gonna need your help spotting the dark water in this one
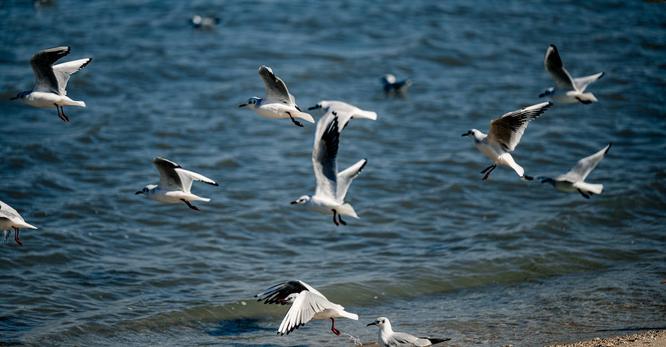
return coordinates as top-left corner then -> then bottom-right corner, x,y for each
1,1 -> 665,346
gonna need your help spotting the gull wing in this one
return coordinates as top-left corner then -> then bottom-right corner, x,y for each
573,72 -> 604,92
487,102 -> 552,152
336,159 -> 367,203
544,44 -> 576,90
0,200 -> 23,223
52,58 -> 92,95
31,46 -> 71,94
277,291 -> 342,335
174,168 -> 218,193
312,110 -> 340,199
258,65 -> 293,104
320,100 -> 378,121
255,280 -> 325,305
153,157 -> 183,190
557,143 -> 611,183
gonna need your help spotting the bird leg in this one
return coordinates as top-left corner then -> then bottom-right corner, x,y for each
482,165 -> 496,180
330,318 -> 341,336
480,164 -> 494,174
286,111 -> 303,127
337,214 -> 347,225
181,199 -> 200,211
577,189 -> 591,199
332,210 -> 339,226
13,227 -> 22,246
56,105 -> 70,122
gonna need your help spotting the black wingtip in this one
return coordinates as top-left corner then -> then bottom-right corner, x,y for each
605,142 -> 612,154
599,71 -> 605,79
81,58 -> 93,69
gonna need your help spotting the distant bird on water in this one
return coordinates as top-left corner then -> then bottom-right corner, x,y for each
381,74 -> 412,94
190,15 -> 220,29
256,280 -> 358,336
1,200 -> 38,246
239,65 -> 314,127
11,46 -> 92,122
136,157 -> 218,211
539,44 -> 604,104
462,101 -> 553,181
367,317 -> 451,347
538,143 -> 611,199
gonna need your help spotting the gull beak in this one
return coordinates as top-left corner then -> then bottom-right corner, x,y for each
366,322 -> 377,327
238,103 -> 247,108
461,132 -> 470,137
307,104 -> 321,111
135,191 -> 143,195
290,200 -> 297,205
9,96 -> 18,100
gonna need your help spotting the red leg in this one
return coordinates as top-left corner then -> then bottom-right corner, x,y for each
330,318 -> 340,336
13,227 -> 22,246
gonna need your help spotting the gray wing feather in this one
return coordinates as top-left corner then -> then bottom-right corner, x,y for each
488,102 -> 552,152
312,110 -> 340,199
557,143 -> 611,183
258,65 -> 292,104
153,157 -> 183,189
545,44 -> 575,90
31,46 -> 70,94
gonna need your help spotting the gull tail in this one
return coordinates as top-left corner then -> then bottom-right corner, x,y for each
293,111 -> 315,124
427,337 -> 452,345
339,311 -> 358,320
353,110 -> 378,121
16,221 -> 38,229
338,203 -> 359,219
574,182 -> 603,195
66,100 -> 86,107
575,92 -> 598,104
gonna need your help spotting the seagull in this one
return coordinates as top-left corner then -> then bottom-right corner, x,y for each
256,280 -> 358,336
381,74 -> 412,94
539,44 -> 604,104
539,143 -> 611,199
462,101 -> 553,181
135,157 -> 218,211
290,109 -> 368,226
308,100 -> 378,122
239,65 -> 314,127
367,317 -> 451,347
190,15 -> 220,29
1,200 -> 38,246
11,46 -> 92,122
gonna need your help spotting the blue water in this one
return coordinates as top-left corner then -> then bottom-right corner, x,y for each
1,1 -> 665,346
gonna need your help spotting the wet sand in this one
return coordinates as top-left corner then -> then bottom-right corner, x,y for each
548,330 -> 666,347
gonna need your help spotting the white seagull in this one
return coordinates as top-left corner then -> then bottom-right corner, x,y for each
290,109 -> 368,226
381,74 -> 412,94
367,317 -> 450,347
256,280 -> 358,336
462,101 -> 553,181
539,143 -> 611,199
239,65 -> 314,127
136,157 -> 218,211
308,100 -> 378,122
11,46 -> 92,122
1,200 -> 38,246
539,44 -> 604,104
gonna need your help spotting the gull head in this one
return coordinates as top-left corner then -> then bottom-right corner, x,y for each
10,91 -> 30,101
381,74 -> 396,85
136,184 -> 158,195
367,317 -> 391,330
290,195 -> 311,205
539,87 -> 555,98
239,97 -> 261,108
462,129 -> 483,140
307,102 -> 324,111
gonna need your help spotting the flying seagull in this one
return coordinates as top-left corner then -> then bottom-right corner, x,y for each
11,46 -> 92,122
539,44 -> 604,104
462,101 -> 553,181
239,65 -> 314,127
367,317 -> 451,347
539,143 -> 611,199
308,100 -> 378,122
136,157 -> 218,211
256,280 -> 358,336
291,109 -> 368,226
1,200 -> 38,246
381,74 -> 412,94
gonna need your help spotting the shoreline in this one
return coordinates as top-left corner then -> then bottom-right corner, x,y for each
547,330 -> 666,347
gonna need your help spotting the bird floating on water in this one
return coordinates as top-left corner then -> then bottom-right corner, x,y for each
539,44 -> 604,104
190,15 -> 220,29
136,157 -> 218,211
462,101 -> 553,181
381,74 -> 412,94
256,280 -> 358,336
538,143 -> 611,199
239,65 -> 314,127
367,317 -> 451,347
11,46 -> 92,122
1,200 -> 38,246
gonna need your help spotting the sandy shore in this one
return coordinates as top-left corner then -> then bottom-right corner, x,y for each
548,330 -> 666,347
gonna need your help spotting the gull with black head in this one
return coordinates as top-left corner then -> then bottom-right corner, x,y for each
11,46 -> 92,122
239,65 -> 314,127
290,108 -> 368,226
539,44 -> 604,104
256,280 -> 358,336
462,101 -> 552,181
136,157 -> 218,211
